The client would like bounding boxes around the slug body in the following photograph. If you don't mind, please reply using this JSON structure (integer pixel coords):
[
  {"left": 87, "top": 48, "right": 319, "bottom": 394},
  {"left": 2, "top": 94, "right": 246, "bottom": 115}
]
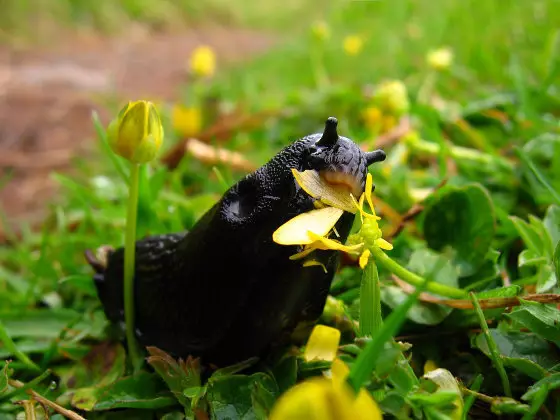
[{"left": 92, "top": 118, "right": 386, "bottom": 366}]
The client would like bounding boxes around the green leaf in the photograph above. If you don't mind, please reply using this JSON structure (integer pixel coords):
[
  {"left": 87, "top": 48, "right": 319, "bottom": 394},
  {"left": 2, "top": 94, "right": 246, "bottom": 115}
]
[
  {"left": 146, "top": 347, "right": 202, "bottom": 409},
  {"left": 535, "top": 264, "right": 557, "bottom": 293},
  {"left": 472, "top": 330, "right": 555, "bottom": 380},
  {"left": 544, "top": 206, "right": 560, "bottom": 248},
  {"left": 554, "top": 241, "right": 560, "bottom": 282},
  {"left": 522, "top": 373, "right": 560, "bottom": 401},
  {"left": 506, "top": 300, "right": 560, "bottom": 346},
  {"left": 509, "top": 216, "right": 545, "bottom": 256},
  {"left": 491, "top": 398, "right": 530, "bottom": 415},
  {"left": 207, "top": 373, "right": 278, "bottom": 420},
  {"left": 518, "top": 249, "right": 547, "bottom": 268},
  {"left": 423, "top": 184, "right": 496, "bottom": 276},
  {"left": 0, "top": 363, "right": 9, "bottom": 395},
  {"left": 381, "top": 286, "right": 452, "bottom": 325},
  {"left": 270, "top": 356, "right": 297, "bottom": 394},
  {"left": 72, "top": 372, "right": 177, "bottom": 411},
  {"left": 58, "top": 274, "right": 98, "bottom": 297}
]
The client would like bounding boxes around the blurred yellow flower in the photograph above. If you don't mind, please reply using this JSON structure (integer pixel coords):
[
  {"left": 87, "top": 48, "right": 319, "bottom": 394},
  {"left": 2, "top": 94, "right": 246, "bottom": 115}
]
[
  {"left": 343, "top": 35, "right": 364, "bottom": 56},
  {"left": 362, "top": 106, "right": 382, "bottom": 132},
  {"left": 373, "top": 80, "right": 409, "bottom": 116},
  {"left": 270, "top": 325, "right": 382, "bottom": 420},
  {"left": 426, "top": 47, "right": 453, "bottom": 71},
  {"left": 311, "top": 21, "right": 330, "bottom": 41},
  {"left": 172, "top": 105, "right": 202, "bottom": 137},
  {"left": 107, "top": 100, "right": 164, "bottom": 164},
  {"left": 189, "top": 45, "right": 216, "bottom": 78},
  {"left": 424, "top": 359, "right": 438, "bottom": 374}
]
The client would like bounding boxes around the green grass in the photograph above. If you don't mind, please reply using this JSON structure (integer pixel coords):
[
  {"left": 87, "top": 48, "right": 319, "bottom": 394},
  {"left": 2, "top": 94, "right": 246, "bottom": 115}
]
[{"left": 2, "top": 0, "right": 560, "bottom": 419}]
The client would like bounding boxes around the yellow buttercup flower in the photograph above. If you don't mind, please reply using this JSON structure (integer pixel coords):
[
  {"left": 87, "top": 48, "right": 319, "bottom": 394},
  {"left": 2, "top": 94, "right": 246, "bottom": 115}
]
[
  {"left": 272, "top": 171, "right": 392, "bottom": 270},
  {"left": 426, "top": 47, "right": 453, "bottom": 71},
  {"left": 270, "top": 325, "right": 383, "bottom": 420},
  {"left": 343, "top": 35, "right": 363, "bottom": 56},
  {"left": 373, "top": 80, "right": 409, "bottom": 117},
  {"left": 189, "top": 45, "right": 216, "bottom": 78},
  {"left": 362, "top": 106, "right": 382, "bottom": 133},
  {"left": 171, "top": 105, "right": 202, "bottom": 138}
]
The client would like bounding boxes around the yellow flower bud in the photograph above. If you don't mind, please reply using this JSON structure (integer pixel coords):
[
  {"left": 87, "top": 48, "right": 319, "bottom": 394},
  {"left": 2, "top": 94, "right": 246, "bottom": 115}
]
[
  {"left": 108, "top": 100, "right": 164, "bottom": 164},
  {"left": 343, "top": 35, "right": 363, "bottom": 56},
  {"left": 172, "top": 105, "right": 202, "bottom": 137},
  {"left": 311, "top": 21, "right": 330, "bottom": 41},
  {"left": 373, "top": 80, "right": 410, "bottom": 116},
  {"left": 189, "top": 45, "right": 216, "bottom": 78},
  {"left": 426, "top": 47, "right": 453, "bottom": 71}
]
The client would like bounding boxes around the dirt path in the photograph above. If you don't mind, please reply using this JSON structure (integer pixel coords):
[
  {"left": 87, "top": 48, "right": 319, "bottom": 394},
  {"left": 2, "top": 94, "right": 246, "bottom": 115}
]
[{"left": 0, "top": 26, "right": 274, "bottom": 232}]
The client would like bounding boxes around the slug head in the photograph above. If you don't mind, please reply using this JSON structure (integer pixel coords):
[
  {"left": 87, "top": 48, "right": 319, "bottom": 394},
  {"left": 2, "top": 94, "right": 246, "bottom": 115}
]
[{"left": 303, "top": 117, "right": 386, "bottom": 197}]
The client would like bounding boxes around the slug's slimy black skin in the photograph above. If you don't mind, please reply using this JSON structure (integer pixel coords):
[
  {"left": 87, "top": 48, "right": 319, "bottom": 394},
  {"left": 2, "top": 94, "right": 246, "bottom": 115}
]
[{"left": 89, "top": 117, "right": 386, "bottom": 367}]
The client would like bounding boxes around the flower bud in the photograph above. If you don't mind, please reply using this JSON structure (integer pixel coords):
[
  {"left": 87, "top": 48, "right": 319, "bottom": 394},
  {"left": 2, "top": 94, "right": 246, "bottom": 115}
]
[
  {"left": 189, "top": 45, "right": 216, "bottom": 78},
  {"left": 311, "top": 21, "right": 330, "bottom": 41},
  {"left": 108, "top": 101, "right": 164, "bottom": 164},
  {"left": 372, "top": 80, "right": 410, "bottom": 116}
]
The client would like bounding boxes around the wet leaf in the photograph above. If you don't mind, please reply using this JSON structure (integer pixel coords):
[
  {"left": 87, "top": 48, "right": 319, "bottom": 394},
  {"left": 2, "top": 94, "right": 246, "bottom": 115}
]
[
  {"left": 506, "top": 300, "right": 560, "bottom": 346},
  {"left": 423, "top": 184, "right": 495, "bottom": 276},
  {"left": 72, "top": 371, "right": 177, "bottom": 411}
]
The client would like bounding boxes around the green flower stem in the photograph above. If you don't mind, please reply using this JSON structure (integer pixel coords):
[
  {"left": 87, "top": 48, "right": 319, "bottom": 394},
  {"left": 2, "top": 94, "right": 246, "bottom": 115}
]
[
  {"left": 370, "top": 247, "right": 467, "bottom": 299},
  {"left": 406, "top": 135, "right": 513, "bottom": 171},
  {"left": 0, "top": 321, "right": 40, "bottom": 372},
  {"left": 124, "top": 163, "right": 142, "bottom": 372},
  {"left": 470, "top": 292, "right": 512, "bottom": 398},
  {"left": 359, "top": 259, "right": 382, "bottom": 337}
]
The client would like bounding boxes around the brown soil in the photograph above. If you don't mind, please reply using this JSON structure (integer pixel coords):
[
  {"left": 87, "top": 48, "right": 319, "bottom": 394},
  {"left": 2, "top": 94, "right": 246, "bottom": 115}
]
[{"left": 0, "top": 26, "right": 274, "bottom": 233}]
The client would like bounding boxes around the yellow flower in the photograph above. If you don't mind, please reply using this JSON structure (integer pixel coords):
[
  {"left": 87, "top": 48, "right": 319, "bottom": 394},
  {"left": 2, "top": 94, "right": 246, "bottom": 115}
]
[
  {"left": 362, "top": 106, "right": 382, "bottom": 132},
  {"left": 107, "top": 100, "right": 164, "bottom": 164},
  {"left": 343, "top": 35, "right": 364, "bottom": 56},
  {"left": 373, "top": 80, "right": 409, "bottom": 116},
  {"left": 270, "top": 325, "right": 383, "bottom": 420},
  {"left": 311, "top": 21, "right": 330, "bottom": 41},
  {"left": 426, "top": 47, "right": 453, "bottom": 71},
  {"left": 423, "top": 359, "right": 438, "bottom": 374},
  {"left": 189, "top": 45, "right": 216, "bottom": 78},
  {"left": 172, "top": 105, "right": 202, "bottom": 137},
  {"left": 272, "top": 171, "right": 392, "bottom": 269}
]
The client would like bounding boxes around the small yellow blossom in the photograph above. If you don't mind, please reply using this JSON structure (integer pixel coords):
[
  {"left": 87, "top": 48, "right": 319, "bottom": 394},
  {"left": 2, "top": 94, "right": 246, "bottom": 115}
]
[
  {"left": 426, "top": 47, "right": 453, "bottom": 71},
  {"left": 343, "top": 35, "right": 364, "bottom": 56},
  {"left": 270, "top": 325, "right": 383, "bottom": 420},
  {"left": 373, "top": 80, "right": 409, "bottom": 116},
  {"left": 362, "top": 106, "right": 382, "bottom": 133},
  {"left": 107, "top": 100, "right": 164, "bottom": 164},
  {"left": 311, "top": 21, "right": 330, "bottom": 41},
  {"left": 171, "top": 105, "right": 202, "bottom": 137},
  {"left": 189, "top": 45, "right": 216, "bottom": 78}
]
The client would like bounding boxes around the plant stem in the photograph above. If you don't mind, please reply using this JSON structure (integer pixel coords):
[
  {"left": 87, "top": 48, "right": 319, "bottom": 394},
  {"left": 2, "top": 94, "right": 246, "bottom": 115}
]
[
  {"left": 469, "top": 292, "right": 512, "bottom": 398},
  {"left": 0, "top": 322, "right": 40, "bottom": 372},
  {"left": 406, "top": 135, "right": 513, "bottom": 171},
  {"left": 359, "top": 259, "right": 382, "bottom": 337},
  {"left": 370, "top": 247, "right": 467, "bottom": 299},
  {"left": 124, "top": 163, "right": 142, "bottom": 372}
]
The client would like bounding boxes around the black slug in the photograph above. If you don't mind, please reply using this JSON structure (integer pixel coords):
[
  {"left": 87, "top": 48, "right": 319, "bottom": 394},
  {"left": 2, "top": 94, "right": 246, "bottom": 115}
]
[{"left": 88, "top": 117, "right": 386, "bottom": 367}]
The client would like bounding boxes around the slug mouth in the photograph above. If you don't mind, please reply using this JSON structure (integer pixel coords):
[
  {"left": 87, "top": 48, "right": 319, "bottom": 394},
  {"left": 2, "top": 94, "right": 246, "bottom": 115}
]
[{"left": 319, "top": 170, "right": 363, "bottom": 199}]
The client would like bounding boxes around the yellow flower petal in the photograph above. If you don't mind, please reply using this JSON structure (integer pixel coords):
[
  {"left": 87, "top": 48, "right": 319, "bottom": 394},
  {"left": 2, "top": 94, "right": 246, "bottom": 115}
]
[
  {"left": 303, "top": 259, "right": 328, "bottom": 273},
  {"left": 424, "top": 360, "right": 438, "bottom": 374},
  {"left": 365, "top": 173, "right": 376, "bottom": 215},
  {"left": 355, "top": 389, "right": 384, "bottom": 420},
  {"left": 289, "top": 247, "right": 317, "bottom": 261},
  {"left": 304, "top": 325, "right": 341, "bottom": 362},
  {"left": 330, "top": 358, "right": 350, "bottom": 383},
  {"left": 359, "top": 249, "right": 371, "bottom": 269},
  {"left": 307, "top": 232, "right": 363, "bottom": 254},
  {"left": 273, "top": 207, "right": 344, "bottom": 245},
  {"left": 292, "top": 169, "right": 357, "bottom": 213},
  {"left": 269, "top": 379, "right": 338, "bottom": 420},
  {"left": 375, "top": 238, "right": 393, "bottom": 250}
]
